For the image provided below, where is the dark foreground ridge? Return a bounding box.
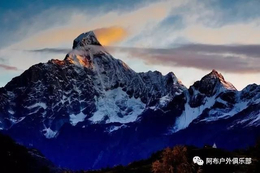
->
[1,132,259,173]
[85,142,260,173]
[0,133,63,173]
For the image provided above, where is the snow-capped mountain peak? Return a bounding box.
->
[206,70,236,90]
[192,69,236,97]
[207,69,224,79]
[72,31,101,49]
[64,31,112,68]
[201,69,228,86]
[0,31,187,133]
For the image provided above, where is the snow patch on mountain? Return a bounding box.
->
[247,113,260,126]
[26,102,47,109]
[8,109,15,115]
[42,127,58,139]
[106,124,126,133]
[172,95,216,132]
[9,117,26,124]
[229,110,260,129]
[69,112,87,126]
[159,94,172,106]
[202,101,249,122]
[89,88,145,124]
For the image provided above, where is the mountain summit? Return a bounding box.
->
[191,69,236,97]
[72,31,102,48]
[0,31,260,170]
[64,31,109,67]
[203,69,236,90]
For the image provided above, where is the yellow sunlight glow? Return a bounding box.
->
[94,26,127,46]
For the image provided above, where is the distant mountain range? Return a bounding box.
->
[0,31,260,170]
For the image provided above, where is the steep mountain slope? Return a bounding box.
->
[0,31,260,170]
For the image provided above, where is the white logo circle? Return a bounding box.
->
[193,156,204,165]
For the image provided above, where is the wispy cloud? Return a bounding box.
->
[0,64,18,71]
[26,43,260,73]
[182,22,260,45]
[29,48,70,54]
[175,44,260,58]
[107,44,260,73]
[0,57,18,71]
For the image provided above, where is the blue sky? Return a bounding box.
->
[0,0,260,89]
[0,0,150,48]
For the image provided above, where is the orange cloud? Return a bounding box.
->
[11,26,128,49]
[94,27,128,46]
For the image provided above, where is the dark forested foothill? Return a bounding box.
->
[84,141,260,173]
[0,133,62,173]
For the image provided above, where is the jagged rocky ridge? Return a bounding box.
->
[0,31,260,170]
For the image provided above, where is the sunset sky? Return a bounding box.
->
[0,0,260,90]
